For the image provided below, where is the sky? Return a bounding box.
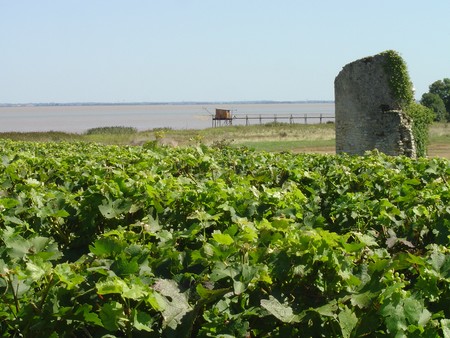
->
[1,0,449,104]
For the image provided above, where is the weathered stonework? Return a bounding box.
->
[334,53,416,157]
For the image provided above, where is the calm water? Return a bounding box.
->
[0,103,335,133]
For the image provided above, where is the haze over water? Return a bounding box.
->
[0,102,334,133]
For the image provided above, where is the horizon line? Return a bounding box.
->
[0,99,335,107]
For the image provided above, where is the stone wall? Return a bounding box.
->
[334,53,416,157]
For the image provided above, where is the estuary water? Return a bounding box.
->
[0,102,334,133]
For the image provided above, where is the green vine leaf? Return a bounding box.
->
[261,296,303,323]
[338,305,358,338]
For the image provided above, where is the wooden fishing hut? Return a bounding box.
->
[212,109,233,127]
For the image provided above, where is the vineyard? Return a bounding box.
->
[0,139,449,337]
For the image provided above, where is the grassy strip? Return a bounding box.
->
[0,131,84,142]
[0,122,449,157]
[0,123,336,147]
[235,139,336,153]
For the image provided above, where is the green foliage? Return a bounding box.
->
[381,50,414,109]
[429,78,450,113]
[85,126,138,135]
[421,92,448,122]
[421,78,450,122]
[381,50,434,157]
[0,140,449,336]
[407,103,435,157]
[154,130,166,140]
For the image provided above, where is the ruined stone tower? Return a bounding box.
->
[334,52,416,158]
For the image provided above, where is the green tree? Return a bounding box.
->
[428,78,450,116]
[420,92,448,121]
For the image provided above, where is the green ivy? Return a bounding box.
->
[407,102,435,157]
[382,50,434,157]
[381,50,414,109]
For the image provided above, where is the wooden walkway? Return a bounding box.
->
[212,113,335,127]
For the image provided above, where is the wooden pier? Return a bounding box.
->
[212,112,335,127]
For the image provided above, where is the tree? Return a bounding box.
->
[428,78,450,115]
[420,92,448,121]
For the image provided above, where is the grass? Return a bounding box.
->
[427,123,450,158]
[0,122,449,158]
[0,131,84,143]
[236,139,335,153]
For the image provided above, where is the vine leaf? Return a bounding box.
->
[261,296,303,323]
[99,198,132,219]
[441,319,450,338]
[153,279,191,330]
[212,232,234,246]
[99,301,124,331]
[338,306,358,338]
[132,309,154,332]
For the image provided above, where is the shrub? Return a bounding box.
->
[406,102,434,157]
[85,126,137,135]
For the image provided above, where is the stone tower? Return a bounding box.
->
[334,52,416,157]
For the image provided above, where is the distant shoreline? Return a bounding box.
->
[0,100,334,108]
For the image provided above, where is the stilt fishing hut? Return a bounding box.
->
[212,109,233,127]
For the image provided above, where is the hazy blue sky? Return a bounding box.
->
[1,1,449,103]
